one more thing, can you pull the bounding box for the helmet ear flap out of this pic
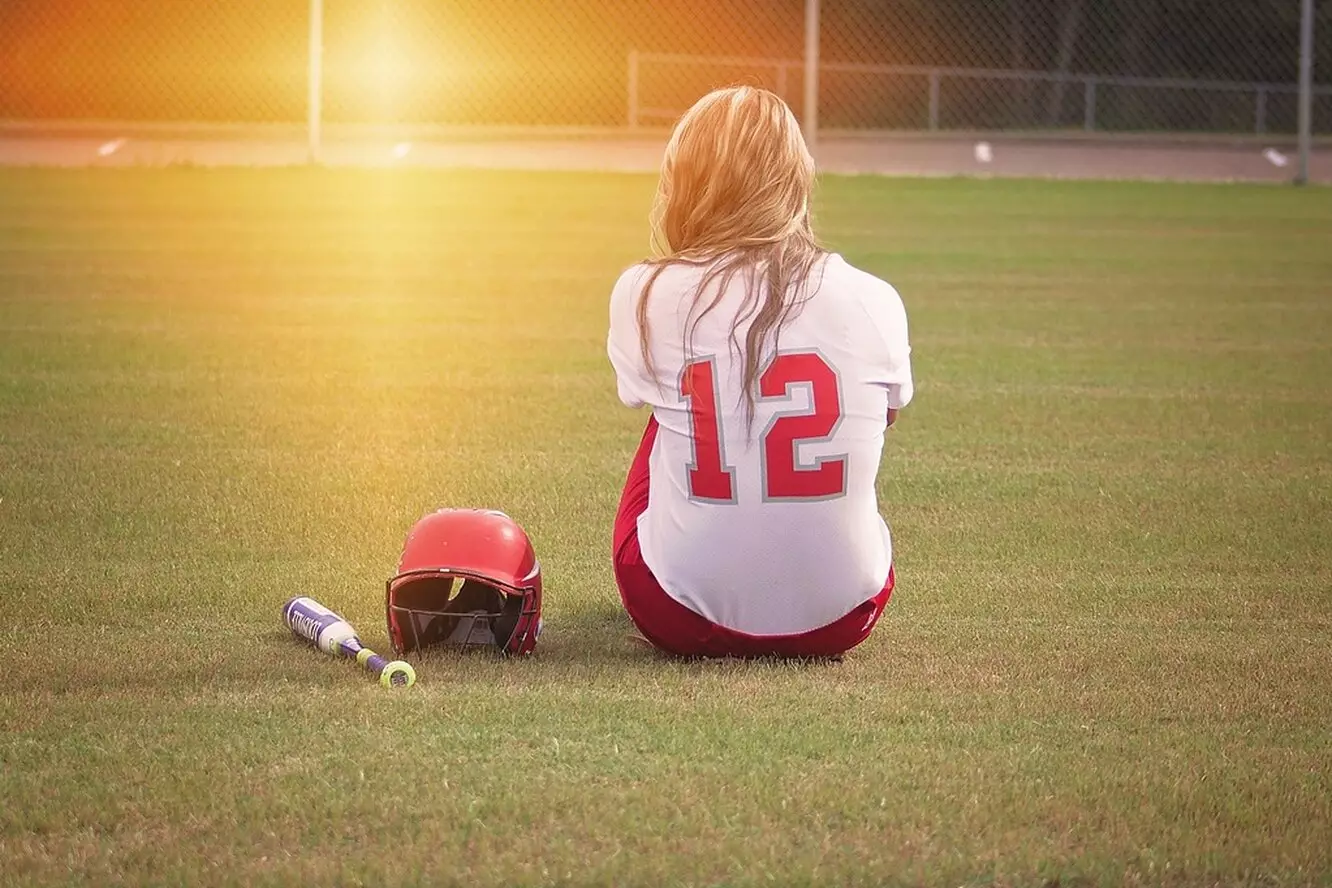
[491,588,524,651]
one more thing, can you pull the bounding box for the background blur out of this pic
[1,0,1328,135]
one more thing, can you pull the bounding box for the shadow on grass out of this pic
[271,604,852,673]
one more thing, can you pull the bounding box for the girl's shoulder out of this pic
[817,253,900,300]
[612,258,716,308]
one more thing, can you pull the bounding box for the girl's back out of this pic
[609,252,912,635]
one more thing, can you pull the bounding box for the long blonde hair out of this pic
[637,85,827,428]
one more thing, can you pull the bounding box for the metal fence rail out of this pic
[631,51,1332,136]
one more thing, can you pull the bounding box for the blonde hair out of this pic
[637,85,827,429]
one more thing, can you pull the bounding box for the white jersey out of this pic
[607,252,913,636]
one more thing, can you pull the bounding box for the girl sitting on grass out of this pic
[607,86,914,658]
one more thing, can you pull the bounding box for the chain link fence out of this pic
[0,0,1327,137]
[636,0,1332,136]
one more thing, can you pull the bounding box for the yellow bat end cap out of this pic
[380,661,417,689]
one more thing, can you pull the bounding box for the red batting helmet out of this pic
[386,508,542,656]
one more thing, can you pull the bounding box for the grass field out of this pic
[1,168,1330,887]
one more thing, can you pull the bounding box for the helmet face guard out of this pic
[386,566,541,656]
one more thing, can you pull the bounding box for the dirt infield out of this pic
[0,125,1326,183]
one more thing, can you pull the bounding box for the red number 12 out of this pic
[680,353,846,503]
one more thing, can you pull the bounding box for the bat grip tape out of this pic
[356,649,390,674]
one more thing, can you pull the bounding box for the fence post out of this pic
[1255,87,1268,135]
[1295,0,1314,185]
[307,0,323,163]
[1083,78,1097,132]
[627,49,640,130]
[928,70,941,131]
[803,0,820,152]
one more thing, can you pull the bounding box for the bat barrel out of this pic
[283,596,360,655]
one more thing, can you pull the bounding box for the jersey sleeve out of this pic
[606,265,653,409]
[857,280,914,410]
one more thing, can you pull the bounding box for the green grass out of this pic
[1,168,1330,887]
